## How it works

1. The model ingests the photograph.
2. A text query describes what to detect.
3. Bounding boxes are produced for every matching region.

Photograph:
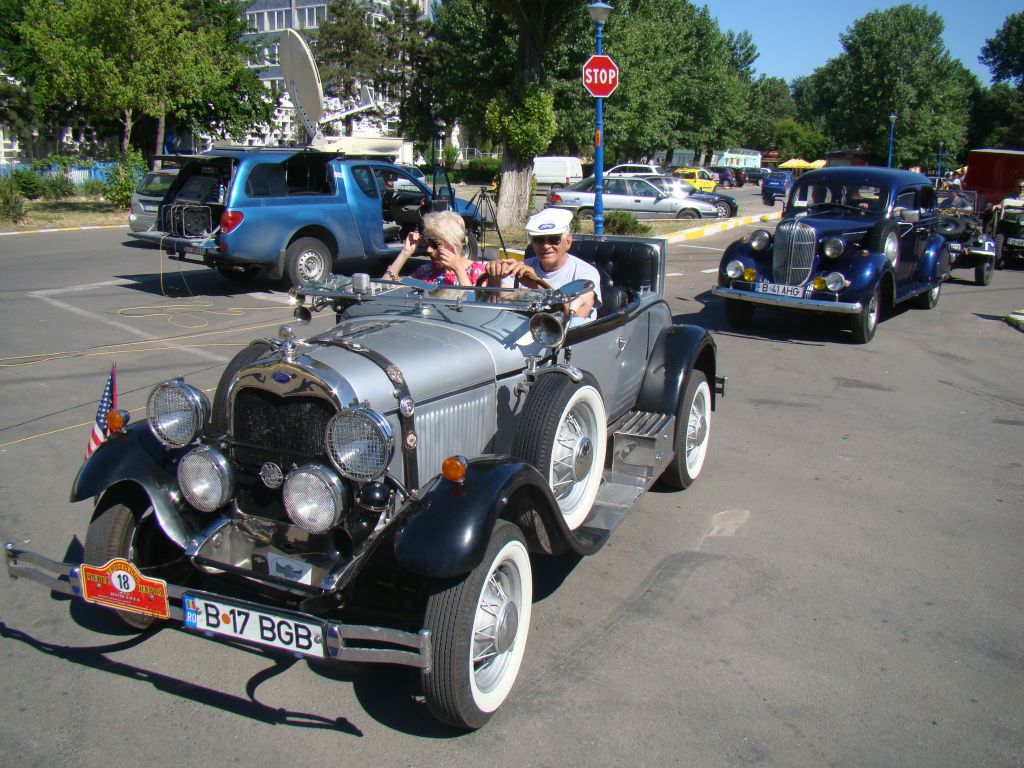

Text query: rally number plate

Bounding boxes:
[755,281,806,298]
[183,593,325,659]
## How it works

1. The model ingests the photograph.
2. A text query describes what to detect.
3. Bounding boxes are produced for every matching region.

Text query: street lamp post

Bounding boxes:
[887,113,897,168]
[937,140,944,180]
[588,1,612,236]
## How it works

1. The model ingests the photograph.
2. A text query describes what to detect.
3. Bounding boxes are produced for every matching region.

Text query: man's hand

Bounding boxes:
[483,259,542,287]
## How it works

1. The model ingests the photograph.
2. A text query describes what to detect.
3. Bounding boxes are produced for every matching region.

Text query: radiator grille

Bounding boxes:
[772,219,817,285]
[231,388,336,468]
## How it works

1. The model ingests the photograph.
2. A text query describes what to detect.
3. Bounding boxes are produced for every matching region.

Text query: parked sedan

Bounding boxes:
[605,163,667,177]
[743,168,770,185]
[640,175,738,218]
[547,176,719,220]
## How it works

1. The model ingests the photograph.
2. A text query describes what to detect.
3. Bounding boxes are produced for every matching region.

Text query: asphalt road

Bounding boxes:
[0,225,1022,767]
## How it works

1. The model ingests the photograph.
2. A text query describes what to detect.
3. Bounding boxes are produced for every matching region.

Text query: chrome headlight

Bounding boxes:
[725,260,745,279]
[824,271,848,291]
[177,446,234,513]
[326,407,394,481]
[147,380,209,448]
[282,464,348,534]
[823,237,845,259]
[749,229,771,251]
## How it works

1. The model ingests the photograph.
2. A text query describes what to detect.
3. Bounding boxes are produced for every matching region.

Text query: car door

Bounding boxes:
[627,179,671,217]
[602,177,633,212]
[892,186,925,284]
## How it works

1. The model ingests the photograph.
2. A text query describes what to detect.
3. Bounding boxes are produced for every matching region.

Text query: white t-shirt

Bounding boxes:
[516,255,604,320]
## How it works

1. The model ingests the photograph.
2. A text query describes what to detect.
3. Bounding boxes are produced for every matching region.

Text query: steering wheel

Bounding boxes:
[474,269,551,290]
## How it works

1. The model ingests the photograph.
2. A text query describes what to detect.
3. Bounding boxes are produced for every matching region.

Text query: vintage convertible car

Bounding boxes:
[5,235,724,730]
[714,167,950,343]
[934,189,996,285]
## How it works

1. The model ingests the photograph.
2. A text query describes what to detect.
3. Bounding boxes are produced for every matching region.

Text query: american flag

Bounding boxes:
[85,364,117,459]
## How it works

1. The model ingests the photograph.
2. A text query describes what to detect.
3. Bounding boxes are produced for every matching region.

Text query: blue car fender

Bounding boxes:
[71,421,191,548]
[919,233,951,281]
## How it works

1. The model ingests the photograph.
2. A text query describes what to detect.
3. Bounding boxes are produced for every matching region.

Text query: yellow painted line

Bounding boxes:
[0,224,127,237]
[664,212,782,244]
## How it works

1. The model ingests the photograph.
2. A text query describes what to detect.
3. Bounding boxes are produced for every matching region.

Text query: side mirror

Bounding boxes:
[898,208,920,223]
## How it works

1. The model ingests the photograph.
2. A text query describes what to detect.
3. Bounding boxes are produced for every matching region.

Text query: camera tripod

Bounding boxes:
[469,186,509,257]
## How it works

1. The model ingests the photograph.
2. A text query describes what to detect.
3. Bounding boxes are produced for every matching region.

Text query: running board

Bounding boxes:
[580,411,676,538]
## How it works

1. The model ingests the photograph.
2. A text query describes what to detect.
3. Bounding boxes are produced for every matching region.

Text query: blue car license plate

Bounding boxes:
[755,282,806,298]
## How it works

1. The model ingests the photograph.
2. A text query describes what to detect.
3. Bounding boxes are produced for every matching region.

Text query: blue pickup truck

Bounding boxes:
[130,146,481,288]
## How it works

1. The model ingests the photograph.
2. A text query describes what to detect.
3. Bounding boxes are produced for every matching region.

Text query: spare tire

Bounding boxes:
[865,219,901,268]
[937,216,966,239]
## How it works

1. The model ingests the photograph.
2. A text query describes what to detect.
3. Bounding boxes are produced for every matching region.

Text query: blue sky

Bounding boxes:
[704,0,1018,85]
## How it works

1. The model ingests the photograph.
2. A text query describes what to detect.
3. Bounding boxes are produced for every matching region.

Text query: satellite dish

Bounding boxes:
[279,28,324,138]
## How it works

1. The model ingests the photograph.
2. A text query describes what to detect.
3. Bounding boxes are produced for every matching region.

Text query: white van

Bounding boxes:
[533,156,584,188]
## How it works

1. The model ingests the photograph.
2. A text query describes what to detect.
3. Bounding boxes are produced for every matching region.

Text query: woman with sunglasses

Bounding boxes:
[382,211,486,286]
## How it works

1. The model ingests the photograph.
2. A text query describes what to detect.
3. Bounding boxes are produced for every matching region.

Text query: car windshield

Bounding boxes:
[298,274,597,314]
[137,172,177,196]
[936,189,977,212]
[788,178,889,214]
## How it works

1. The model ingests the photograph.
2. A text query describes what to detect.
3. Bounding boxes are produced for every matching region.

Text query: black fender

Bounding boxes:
[636,323,718,416]
[393,455,594,579]
[71,421,191,548]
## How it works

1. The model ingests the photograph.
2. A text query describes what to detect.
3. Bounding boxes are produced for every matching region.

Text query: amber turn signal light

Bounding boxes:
[106,408,130,434]
[441,455,468,484]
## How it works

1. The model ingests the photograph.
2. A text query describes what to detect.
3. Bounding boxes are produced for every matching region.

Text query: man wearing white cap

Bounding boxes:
[483,207,603,321]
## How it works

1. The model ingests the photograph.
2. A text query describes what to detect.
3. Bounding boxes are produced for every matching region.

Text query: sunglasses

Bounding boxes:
[531,234,563,246]
[424,238,444,250]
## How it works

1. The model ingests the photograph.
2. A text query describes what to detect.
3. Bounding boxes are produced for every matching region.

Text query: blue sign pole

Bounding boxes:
[588,2,612,236]
[887,113,897,168]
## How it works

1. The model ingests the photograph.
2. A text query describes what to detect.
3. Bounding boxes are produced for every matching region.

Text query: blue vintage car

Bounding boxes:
[713,167,950,343]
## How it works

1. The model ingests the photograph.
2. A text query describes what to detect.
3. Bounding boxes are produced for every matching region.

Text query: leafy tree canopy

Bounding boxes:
[980,12,1024,88]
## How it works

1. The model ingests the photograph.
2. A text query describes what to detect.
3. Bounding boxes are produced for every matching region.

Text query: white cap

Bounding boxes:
[526,207,573,236]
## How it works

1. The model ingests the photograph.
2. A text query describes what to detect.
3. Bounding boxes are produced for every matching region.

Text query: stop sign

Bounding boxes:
[582,54,619,98]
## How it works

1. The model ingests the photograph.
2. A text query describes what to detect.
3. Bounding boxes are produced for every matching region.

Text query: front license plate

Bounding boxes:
[755,281,806,298]
[1007,237,1024,247]
[183,593,325,659]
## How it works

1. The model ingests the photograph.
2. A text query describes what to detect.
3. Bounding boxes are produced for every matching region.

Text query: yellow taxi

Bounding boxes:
[672,167,717,193]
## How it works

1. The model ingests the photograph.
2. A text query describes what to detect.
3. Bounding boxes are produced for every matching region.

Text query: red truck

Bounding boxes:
[963,148,1024,207]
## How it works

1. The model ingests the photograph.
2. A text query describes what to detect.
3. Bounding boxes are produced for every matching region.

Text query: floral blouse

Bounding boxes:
[410,260,487,286]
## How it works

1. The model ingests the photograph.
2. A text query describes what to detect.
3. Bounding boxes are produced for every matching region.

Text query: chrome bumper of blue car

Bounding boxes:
[713,285,863,315]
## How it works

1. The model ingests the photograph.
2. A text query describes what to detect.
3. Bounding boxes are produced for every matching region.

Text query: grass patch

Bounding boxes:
[1,197,126,231]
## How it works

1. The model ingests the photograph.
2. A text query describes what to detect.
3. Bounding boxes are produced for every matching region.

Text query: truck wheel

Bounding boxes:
[851,285,880,344]
[661,371,711,489]
[211,341,273,433]
[422,521,532,730]
[724,299,754,328]
[511,376,607,531]
[284,237,332,288]
[975,257,994,286]
[83,498,174,631]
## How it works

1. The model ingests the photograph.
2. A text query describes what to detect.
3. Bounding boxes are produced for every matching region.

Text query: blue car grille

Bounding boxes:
[772,220,816,285]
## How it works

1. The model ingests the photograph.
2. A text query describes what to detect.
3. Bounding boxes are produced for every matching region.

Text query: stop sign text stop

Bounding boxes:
[582,54,619,98]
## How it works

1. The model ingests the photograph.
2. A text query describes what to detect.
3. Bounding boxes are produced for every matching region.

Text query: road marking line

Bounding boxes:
[701,268,718,274]
[32,279,134,297]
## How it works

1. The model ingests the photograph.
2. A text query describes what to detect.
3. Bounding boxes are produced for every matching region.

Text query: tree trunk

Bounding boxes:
[496,143,533,234]
[153,108,167,170]
[120,107,134,156]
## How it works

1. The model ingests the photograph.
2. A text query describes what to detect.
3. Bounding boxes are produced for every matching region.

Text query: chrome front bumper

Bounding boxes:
[4,541,432,670]
[712,285,863,315]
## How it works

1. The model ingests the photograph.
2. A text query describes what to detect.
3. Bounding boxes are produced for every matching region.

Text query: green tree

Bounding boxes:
[317,0,387,135]
[377,0,432,138]
[741,76,796,150]
[980,13,1024,88]
[773,118,828,160]
[724,29,758,80]
[806,5,972,167]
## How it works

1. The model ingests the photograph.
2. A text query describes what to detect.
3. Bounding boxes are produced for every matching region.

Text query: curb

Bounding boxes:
[1007,312,1024,332]
[0,224,127,237]
[663,211,782,244]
